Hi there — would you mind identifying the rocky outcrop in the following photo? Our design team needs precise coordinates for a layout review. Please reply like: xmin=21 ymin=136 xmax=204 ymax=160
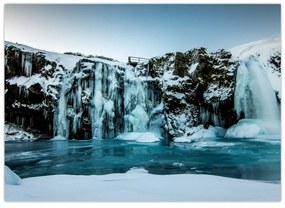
xmin=149 ymin=48 xmax=238 ymax=139
xmin=5 ymin=44 xmax=61 ymax=137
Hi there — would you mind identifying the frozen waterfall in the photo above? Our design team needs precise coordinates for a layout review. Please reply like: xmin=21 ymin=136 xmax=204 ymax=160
xmin=54 ymin=60 xmax=163 ymax=140
xmin=226 ymin=58 xmax=280 ymax=138
xmin=234 ymin=58 xmax=280 ymax=120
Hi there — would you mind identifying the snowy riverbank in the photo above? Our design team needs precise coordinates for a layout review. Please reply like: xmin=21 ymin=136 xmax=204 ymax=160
xmin=5 ymin=167 xmax=280 ymax=202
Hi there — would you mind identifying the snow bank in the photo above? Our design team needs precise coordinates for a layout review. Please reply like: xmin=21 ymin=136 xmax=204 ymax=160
xmin=174 ymin=125 xmax=226 ymax=143
xmin=5 ymin=167 xmax=280 ymax=202
xmin=229 ymin=35 xmax=280 ymax=61
xmin=115 ymin=132 xmax=160 ymax=143
xmin=225 ymin=119 xmax=281 ymax=139
xmin=5 ymin=123 xmax=37 ymax=141
xmin=5 ymin=165 xmax=22 ymax=185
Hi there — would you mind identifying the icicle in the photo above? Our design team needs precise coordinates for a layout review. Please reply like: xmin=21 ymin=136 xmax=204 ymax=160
xmin=72 ymin=112 xmax=83 ymax=134
xmin=56 ymin=75 xmax=69 ymax=138
xmin=21 ymin=53 xmax=32 ymax=77
xmin=211 ymin=102 xmax=220 ymax=126
xmin=24 ymin=88 xmax=29 ymax=98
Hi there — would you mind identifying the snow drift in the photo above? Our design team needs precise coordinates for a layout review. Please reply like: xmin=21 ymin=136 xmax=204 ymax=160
xmin=5 ymin=167 xmax=280 ymax=202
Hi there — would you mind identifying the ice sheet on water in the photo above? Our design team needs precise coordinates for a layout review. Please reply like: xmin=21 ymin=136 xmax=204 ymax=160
xmin=115 ymin=132 xmax=160 ymax=143
xmin=126 ymin=167 xmax=149 ymax=174
xmin=50 ymin=135 xmax=67 ymax=141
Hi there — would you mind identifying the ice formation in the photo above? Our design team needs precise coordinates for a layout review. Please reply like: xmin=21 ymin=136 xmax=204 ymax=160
xmin=54 ymin=59 xmax=163 ymax=140
xmin=234 ymin=58 xmax=280 ymax=120
xmin=226 ymin=58 xmax=280 ymax=139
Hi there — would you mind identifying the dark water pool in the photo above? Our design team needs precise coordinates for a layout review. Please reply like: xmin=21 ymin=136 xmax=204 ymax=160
xmin=5 ymin=137 xmax=280 ymax=183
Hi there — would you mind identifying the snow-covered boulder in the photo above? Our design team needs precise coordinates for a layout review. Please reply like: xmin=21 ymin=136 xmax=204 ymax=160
xmin=225 ymin=119 xmax=281 ymax=139
xmin=174 ymin=125 xmax=226 ymax=142
xmin=5 ymin=123 xmax=37 ymax=141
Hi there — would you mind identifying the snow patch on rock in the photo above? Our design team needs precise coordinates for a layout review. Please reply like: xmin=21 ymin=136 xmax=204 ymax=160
xmin=5 ymin=123 xmax=37 ymax=141
xmin=174 ymin=125 xmax=226 ymax=143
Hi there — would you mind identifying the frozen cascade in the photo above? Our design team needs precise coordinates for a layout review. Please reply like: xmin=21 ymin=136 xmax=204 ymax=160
xmin=56 ymin=73 xmax=69 ymax=138
xmin=54 ymin=60 xmax=163 ymax=140
xmin=234 ymin=58 xmax=280 ymax=120
xmin=226 ymin=58 xmax=280 ymax=138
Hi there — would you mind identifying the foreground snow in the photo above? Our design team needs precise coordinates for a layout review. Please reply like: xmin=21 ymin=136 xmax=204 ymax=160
xmin=5 ymin=167 xmax=280 ymax=202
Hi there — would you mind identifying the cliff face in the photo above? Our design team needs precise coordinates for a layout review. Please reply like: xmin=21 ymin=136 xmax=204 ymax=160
xmin=5 ymin=44 xmax=60 ymax=138
xmin=149 ymin=48 xmax=238 ymax=139
xmin=4 ymin=36 xmax=281 ymax=141
xmin=5 ymin=42 xmax=163 ymax=140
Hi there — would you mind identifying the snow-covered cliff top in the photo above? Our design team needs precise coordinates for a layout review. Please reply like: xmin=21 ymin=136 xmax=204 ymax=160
xmin=229 ymin=35 xmax=280 ymax=61
xmin=5 ymin=41 xmax=129 ymax=69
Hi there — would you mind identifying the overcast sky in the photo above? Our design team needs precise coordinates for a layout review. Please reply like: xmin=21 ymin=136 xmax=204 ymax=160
xmin=4 ymin=4 xmax=280 ymax=62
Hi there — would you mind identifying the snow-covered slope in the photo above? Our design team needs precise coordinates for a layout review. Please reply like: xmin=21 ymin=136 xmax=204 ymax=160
xmin=230 ymin=36 xmax=281 ymax=99
xmin=229 ymin=35 xmax=280 ymax=60
xmin=5 ymin=41 xmax=126 ymax=69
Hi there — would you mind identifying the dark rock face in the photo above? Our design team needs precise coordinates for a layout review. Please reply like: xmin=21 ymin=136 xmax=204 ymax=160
xmin=5 ymin=45 xmax=59 ymax=138
xmin=149 ymin=48 xmax=238 ymax=139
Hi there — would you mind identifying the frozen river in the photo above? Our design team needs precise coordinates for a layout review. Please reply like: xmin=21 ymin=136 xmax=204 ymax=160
xmin=5 ymin=137 xmax=280 ymax=183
